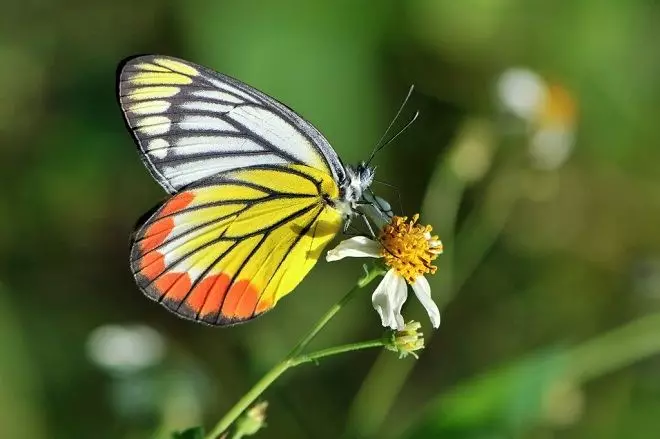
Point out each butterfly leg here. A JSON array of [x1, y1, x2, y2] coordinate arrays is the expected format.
[[342, 212, 376, 238], [343, 216, 353, 234], [358, 212, 377, 238]]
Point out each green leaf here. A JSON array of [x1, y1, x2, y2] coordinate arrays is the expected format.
[[404, 347, 569, 437]]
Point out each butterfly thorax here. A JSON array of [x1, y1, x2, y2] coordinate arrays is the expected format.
[[334, 162, 375, 218]]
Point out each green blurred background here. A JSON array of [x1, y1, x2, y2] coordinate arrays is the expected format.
[[2, 0, 660, 438]]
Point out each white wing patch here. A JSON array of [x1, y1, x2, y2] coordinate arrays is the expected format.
[[207, 77, 260, 104], [173, 136, 265, 156], [163, 155, 289, 188], [118, 55, 343, 193], [190, 89, 243, 103], [136, 116, 171, 136], [227, 106, 327, 170]]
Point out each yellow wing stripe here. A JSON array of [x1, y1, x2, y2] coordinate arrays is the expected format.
[[221, 197, 317, 238], [261, 205, 341, 305], [129, 100, 172, 115], [227, 168, 318, 196], [188, 184, 270, 206], [153, 58, 199, 76], [130, 71, 193, 86], [227, 165, 339, 199], [126, 86, 181, 101], [134, 63, 171, 72]]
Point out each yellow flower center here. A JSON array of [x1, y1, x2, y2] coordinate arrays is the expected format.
[[379, 214, 443, 284]]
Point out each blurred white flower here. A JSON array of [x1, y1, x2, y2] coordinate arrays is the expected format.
[[497, 68, 547, 121], [497, 68, 578, 171], [86, 324, 165, 373]]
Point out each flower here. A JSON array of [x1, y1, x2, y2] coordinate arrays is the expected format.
[[496, 68, 578, 170], [386, 320, 425, 359], [326, 214, 443, 330]]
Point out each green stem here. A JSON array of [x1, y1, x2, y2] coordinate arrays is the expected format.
[[205, 265, 383, 439], [207, 361, 290, 439], [291, 339, 387, 367]]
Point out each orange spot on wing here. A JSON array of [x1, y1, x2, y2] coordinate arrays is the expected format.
[[255, 296, 274, 314], [235, 283, 260, 319], [141, 217, 174, 253], [139, 251, 165, 280], [199, 274, 231, 317], [222, 280, 259, 319], [138, 191, 193, 254], [155, 272, 191, 301], [160, 191, 195, 217], [186, 281, 210, 313]]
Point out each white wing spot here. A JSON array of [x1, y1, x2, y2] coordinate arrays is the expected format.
[[147, 138, 170, 159], [136, 116, 171, 136], [228, 106, 325, 168], [181, 101, 235, 114], [130, 100, 171, 115], [174, 136, 264, 155]]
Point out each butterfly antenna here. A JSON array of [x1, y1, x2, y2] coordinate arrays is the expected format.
[[367, 85, 416, 165], [371, 110, 419, 159]]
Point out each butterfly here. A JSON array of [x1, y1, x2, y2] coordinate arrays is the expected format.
[[117, 55, 391, 326]]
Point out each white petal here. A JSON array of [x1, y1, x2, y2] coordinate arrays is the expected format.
[[411, 276, 441, 328], [326, 236, 382, 262], [372, 269, 408, 330], [391, 276, 408, 330]]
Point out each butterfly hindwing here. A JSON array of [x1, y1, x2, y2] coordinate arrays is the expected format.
[[118, 55, 346, 194], [130, 164, 343, 325]]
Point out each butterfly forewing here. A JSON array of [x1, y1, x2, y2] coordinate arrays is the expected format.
[[130, 164, 343, 325], [118, 55, 346, 193]]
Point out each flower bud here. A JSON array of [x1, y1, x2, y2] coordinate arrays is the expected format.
[[386, 321, 425, 359]]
